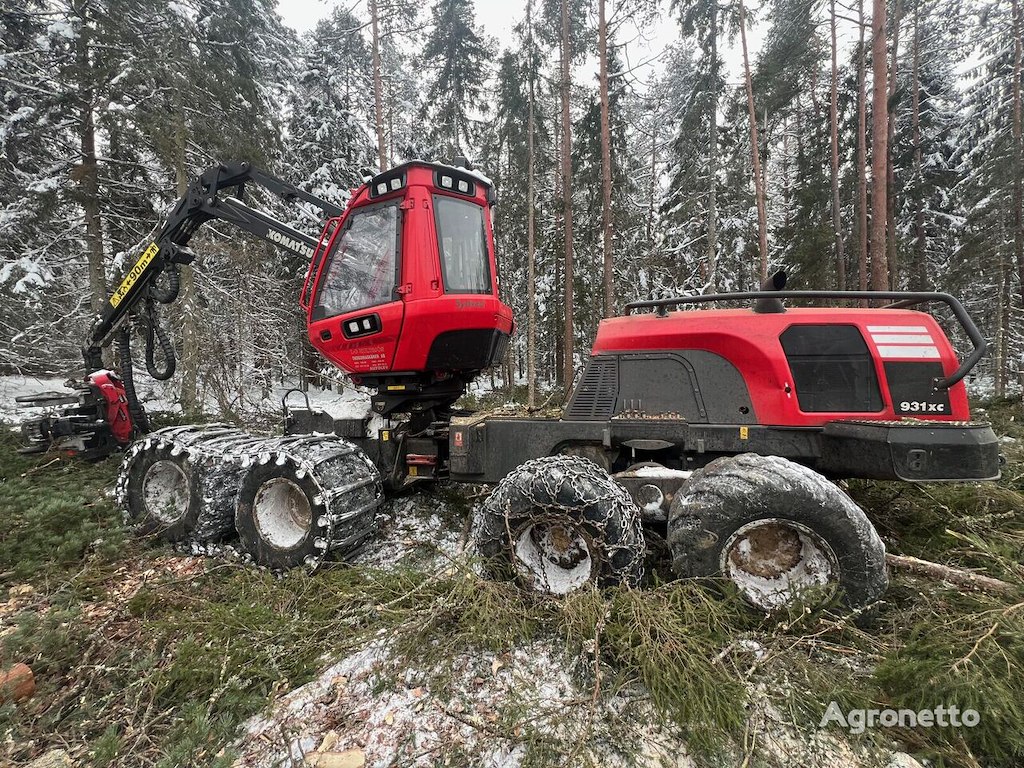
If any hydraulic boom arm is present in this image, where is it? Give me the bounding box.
[87,160,343,367]
[19,160,344,458]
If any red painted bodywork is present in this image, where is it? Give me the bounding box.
[301,164,514,378]
[593,307,971,426]
[89,370,133,444]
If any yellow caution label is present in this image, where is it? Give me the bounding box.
[739,426,749,440]
[110,242,159,308]
[408,466,418,476]
[381,429,390,442]
[387,385,406,391]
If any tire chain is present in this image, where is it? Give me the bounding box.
[117,424,383,572]
[477,454,645,588]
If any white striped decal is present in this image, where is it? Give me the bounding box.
[866,325,928,333]
[867,324,939,359]
[870,334,934,344]
[875,345,941,359]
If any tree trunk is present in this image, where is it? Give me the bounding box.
[598,0,615,317]
[174,106,202,418]
[997,238,1010,396]
[647,107,658,245]
[370,0,387,171]
[1012,0,1023,314]
[885,0,902,286]
[560,0,575,388]
[857,0,870,300]
[739,0,768,283]
[74,5,106,317]
[910,2,927,291]
[526,0,537,408]
[706,8,719,289]
[553,101,564,388]
[884,554,1017,596]
[870,0,889,291]
[783,115,791,229]
[829,0,847,290]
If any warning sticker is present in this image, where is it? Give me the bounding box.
[110,242,159,308]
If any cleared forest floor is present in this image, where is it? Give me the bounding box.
[0,394,1021,768]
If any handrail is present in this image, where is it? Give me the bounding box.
[624,290,986,390]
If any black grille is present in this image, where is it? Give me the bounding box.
[565,356,619,420]
[425,328,510,370]
[781,325,883,413]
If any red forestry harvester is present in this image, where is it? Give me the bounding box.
[18,159,1001,611]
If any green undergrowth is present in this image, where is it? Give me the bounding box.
[0,430,125,585]
[0,400,1022,766]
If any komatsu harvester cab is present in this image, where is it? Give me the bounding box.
[300,161,514,418]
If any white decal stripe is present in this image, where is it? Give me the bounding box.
[866,325,929,333]
[877,345,940,359]
[869,334,935,344]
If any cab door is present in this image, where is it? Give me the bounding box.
[306,199,405,376]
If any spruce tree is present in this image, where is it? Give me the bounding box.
[420,0,491,161]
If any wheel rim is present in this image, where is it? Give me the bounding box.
[253,477,313,550]
[513,521,594,595]
[142,460,190,524]
[719,519,839,611]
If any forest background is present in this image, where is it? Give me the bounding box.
[1,0,1022,414]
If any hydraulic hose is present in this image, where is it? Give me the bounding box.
[144,309,176,381]
[118,328,150,434]
[149,263,180,304]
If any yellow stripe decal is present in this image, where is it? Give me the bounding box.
[109,242,159,308]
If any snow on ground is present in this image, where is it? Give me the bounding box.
[224,492,695,767]
[231,633,697,768]
[0,372,374,429]
[351,492,469,572]
[0,374,74,424]
[251,382,372,423]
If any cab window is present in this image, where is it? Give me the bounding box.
[433,195,491,294]
[312,202,399,320]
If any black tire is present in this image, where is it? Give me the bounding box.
[667,453,887,611]
[122,440,234,542]
[474,455,644,593]
[234,440,380,571]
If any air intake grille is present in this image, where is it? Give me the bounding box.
[565,356,619,420]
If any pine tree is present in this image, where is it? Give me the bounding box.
[371,0,418,166]
[753,0,831,287]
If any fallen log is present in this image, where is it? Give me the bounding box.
[886,553,1019,596]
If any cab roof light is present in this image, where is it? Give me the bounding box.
[368,170,406,199]
[433,170,476,197]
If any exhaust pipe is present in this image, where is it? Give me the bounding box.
[753,270,787,314]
